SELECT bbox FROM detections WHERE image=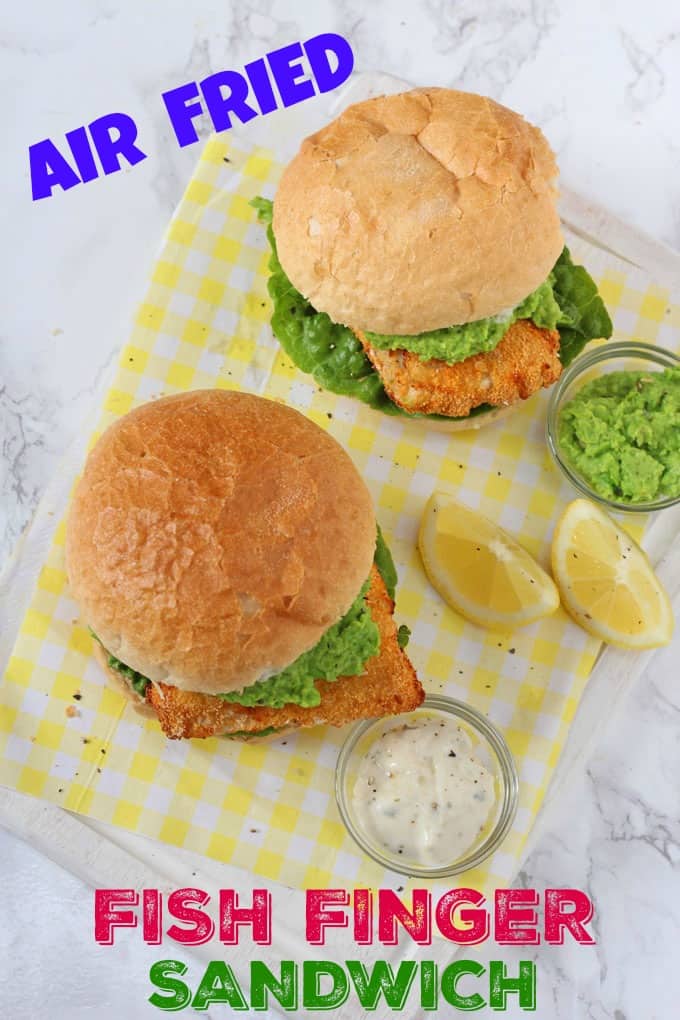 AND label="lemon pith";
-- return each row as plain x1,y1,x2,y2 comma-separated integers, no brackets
419,493,560,630
551,499,673,649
